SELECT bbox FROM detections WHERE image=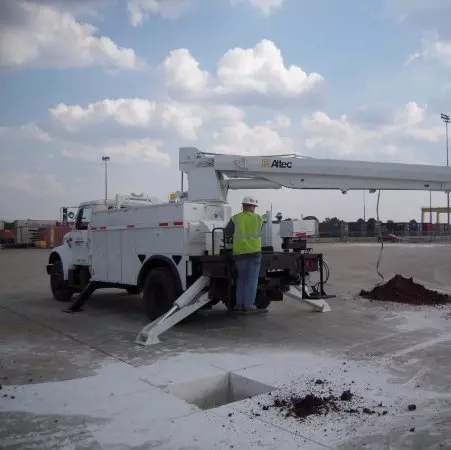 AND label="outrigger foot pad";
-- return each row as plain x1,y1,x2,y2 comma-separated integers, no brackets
63,282,98,314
